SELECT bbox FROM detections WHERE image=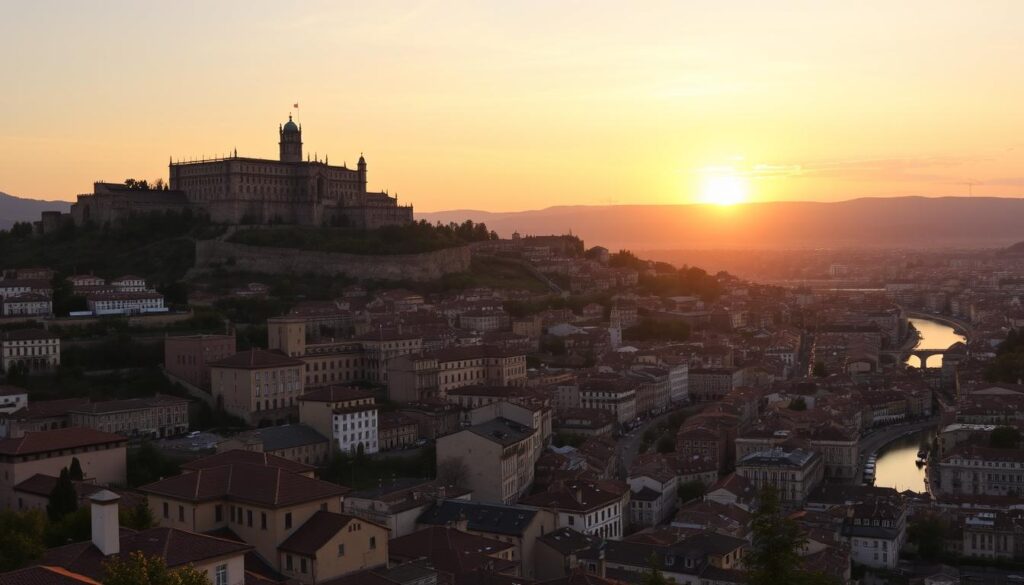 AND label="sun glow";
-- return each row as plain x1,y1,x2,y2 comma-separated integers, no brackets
697,169,751,206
